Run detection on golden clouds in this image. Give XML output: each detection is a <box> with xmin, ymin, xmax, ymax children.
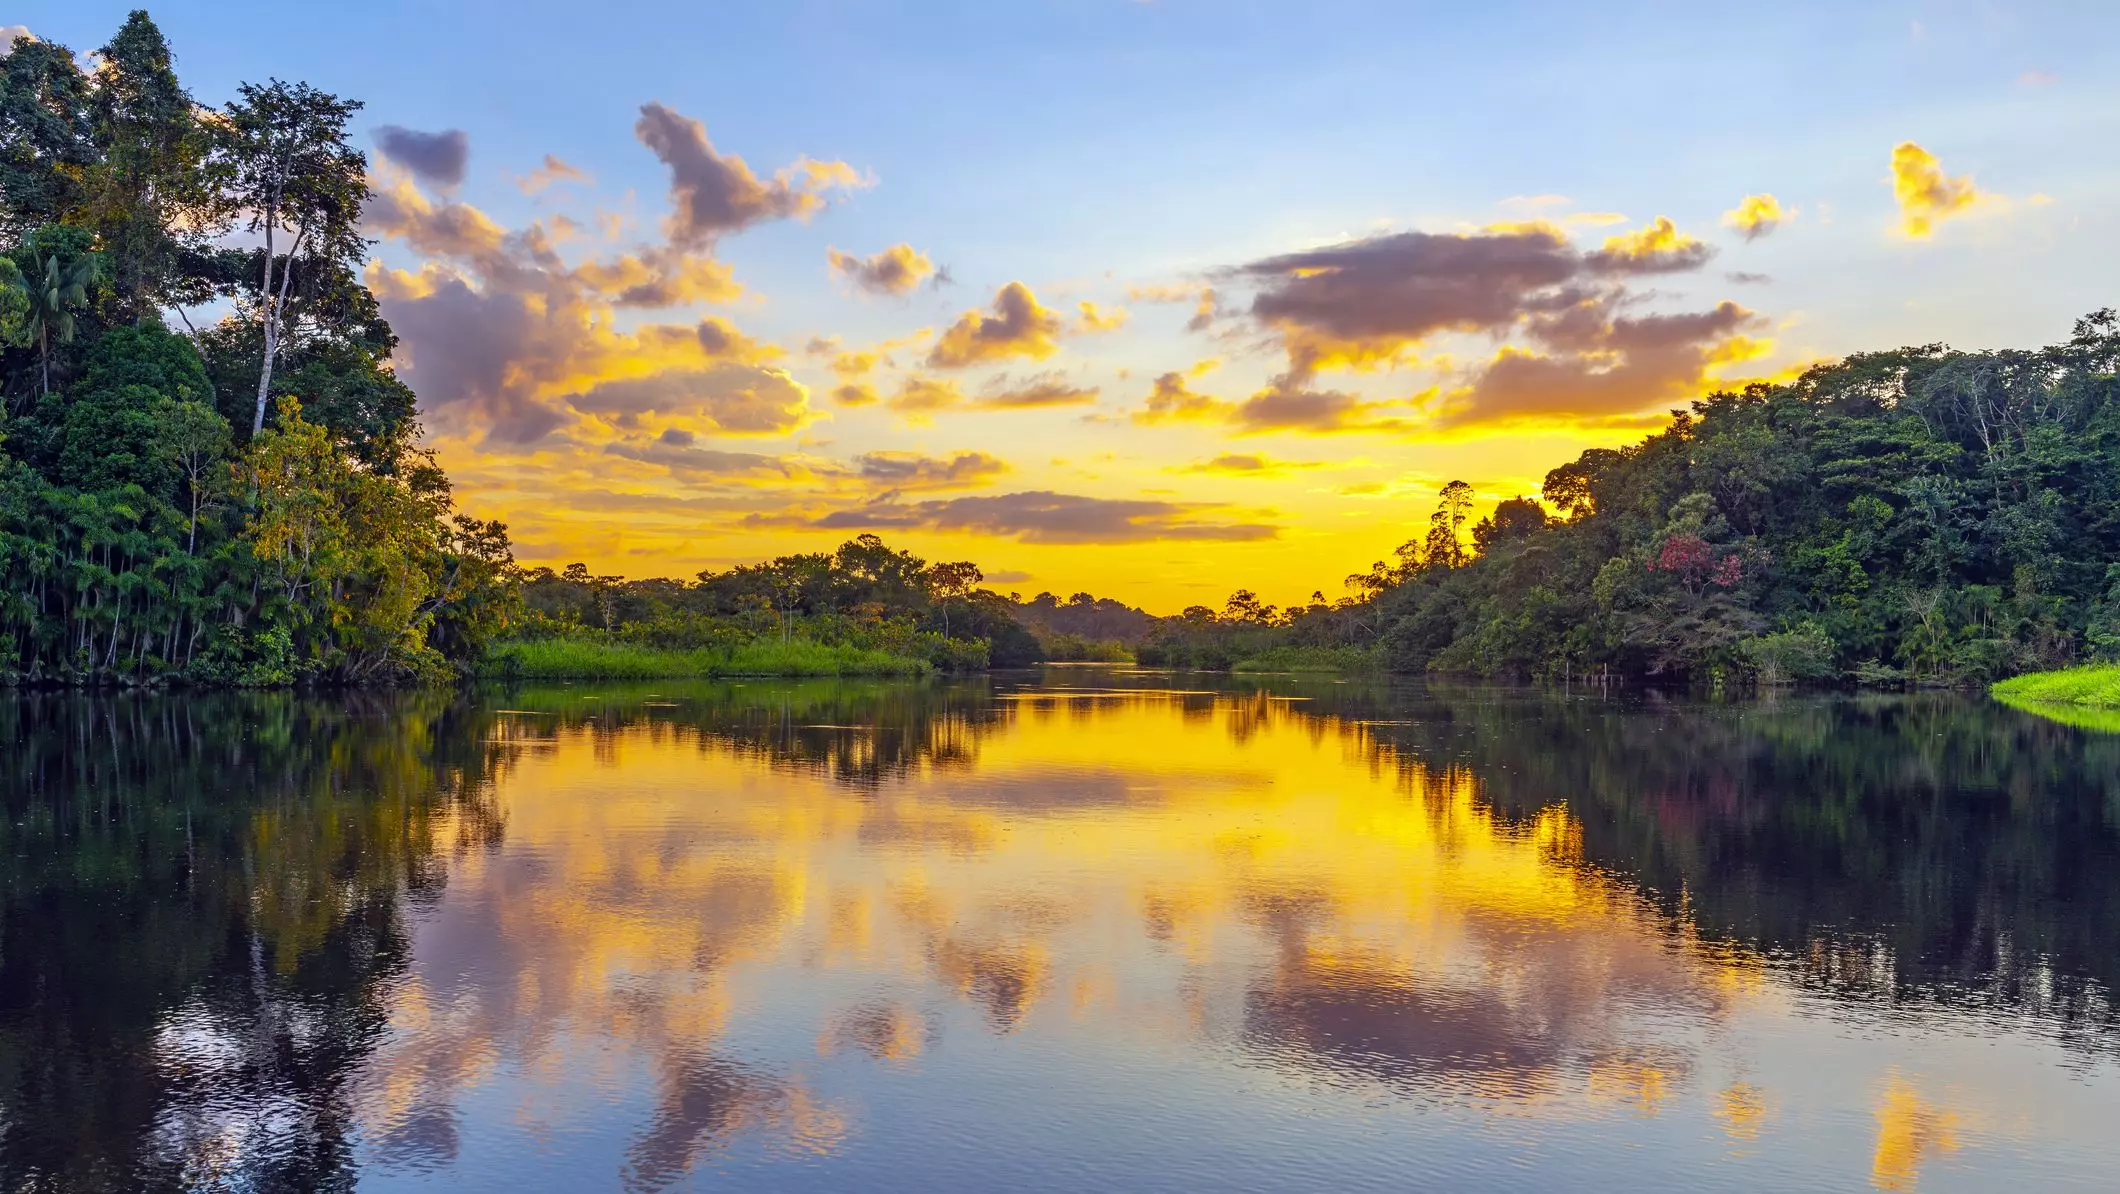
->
<box><xmin>851</xmin><ymin>450</ymin><xmax>1011</xmax><ymax>491</ymax></box>
<box><xmin>573</xmin><ymin>246</ymin><xmax>741</xmax><ymax>307</ymax></box>
<box><xmin>1132</xmin><ymin>370</ymin><xmax>1226</xmax><ymax>425</ymax></box>
<box><xmin>1587</xmin><ymin>216</ymin><xmax>1714</xmax><ymax>273</ymax></box>
<box><xmin>828</xmin><ymin>243</ymin><xmax>936</xmax><ymax>295</ymax></box>
<box><xmin>1890</xmin><ymin>142</ymin><xmax>1982</xmax><ymax>239</ymax></box>
<box><xmin>977</xmin><ymin>371</ymin><xmax>1100</xmax><ymax>409</ymax></box>
<box><xmin>1178</xmin><ymin>454</ymin><xmax>1325</xmax><ymax>476</ymax></box>
<box><xmin>888</xmin><ymin>375</ymin><xmax>968</xmax><ymax>416</ymax></box>
<box><xmin>927</xmin><ymin>282</ymin><xmax>1063</xmax><ymax>368</ymax></box>
<box><xmin>1076</xmin><ymin>301</ymin><xmax>1129</xmax><ymax>333</ymax></box>
<box><xmin>1722</xmin><ymin>193</ymin><xmax>1790</xmax><ymax>241</ymax></box>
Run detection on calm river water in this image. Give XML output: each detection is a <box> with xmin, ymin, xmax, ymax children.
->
<box><xmin>3</xmin><ymin>672</ymin><xmax>2118</xmax><ymax>1191</ymax></box>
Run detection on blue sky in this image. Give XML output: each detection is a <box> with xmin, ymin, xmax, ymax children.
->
<box><xmin>17</xmin><ymin>1</ymin><xmax>2120</xmax><ymax>605</ymax></box>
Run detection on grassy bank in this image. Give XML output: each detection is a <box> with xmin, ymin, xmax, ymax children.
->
<box><xmin>481</xmin><ymin>638</ymin><xmax>930</xmax><ymax>680</ymax></box>
<box><xmin>1991</xmin><ymin>664</ymin><xmax>2120</xmax><ymax>731</ymax></box>
<box><xmin>1991</xmin><ymin>664</ymin><xmax>2120</xmax><ymax>707</ymax></box>
<box><xmin>1231</xmin><ymin>645</ymin><xmax>1381</xmax><ymax>675</ymax></box>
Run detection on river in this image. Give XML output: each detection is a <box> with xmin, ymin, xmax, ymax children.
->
<box><xmin>2</xmin><ymin>671</ymin><xmax>2116</xmax><ymax>1191</ymax></box>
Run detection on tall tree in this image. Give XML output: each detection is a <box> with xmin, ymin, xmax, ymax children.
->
<box><xmin>82</xmin><ymin>11</ymin><xmax>225</xmax><ymax>321</ymax></box>
<box><xmin>0</xmin><ymin>33</ymin><xmax>93</xmax><ymax>236</ymax></box>
<box><xmin>212</xmin><ymin>80</ymin><xmax>367</xmax><ymax>437</ymax></box>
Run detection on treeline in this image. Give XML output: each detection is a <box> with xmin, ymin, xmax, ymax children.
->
<box><xmin>516</xmin><ymin>533</ymin><xmax>1044</xmax><ymax>672</ymax></box>
<box><xmin>0</xmin><ymin>13</ymin><xmax>514</xmax><ymax>685</ymax></box>
<box><xmin>1149</xmin><ymin>311</ymin><xmax>2120</xmax><ymax>686</ymax></box>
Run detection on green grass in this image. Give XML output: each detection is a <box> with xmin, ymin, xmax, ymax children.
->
<box><xmin>1231</xmin><ymin>645</ymin><xmax>1381</xmax><ymax>675</ymax></box>
<box><xmin>481</xmin><ymin>637</ymin><xmax>929</xmax><ymax>680</ymax></box>
<box><xmin>1991</xmin><ymin>664</ymin><xmax>2120</xmax><ymax>732</ymax></box>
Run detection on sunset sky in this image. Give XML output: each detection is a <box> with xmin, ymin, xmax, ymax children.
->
<box><xmin>28</xmin><ymin>0</ymin><xmax>2120</xmax><ymax>610</ymax></box>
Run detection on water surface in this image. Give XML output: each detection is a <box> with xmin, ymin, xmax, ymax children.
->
<box><xmin>4</xmin><ymin>673</ymin><xmax>2117</xmax><ymax>1191</ymax></box>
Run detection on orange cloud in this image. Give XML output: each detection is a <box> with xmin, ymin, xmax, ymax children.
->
<box><xmin>1076</xmin><ymin>301</ymin><xmax>1129</xmax><ymax>333</ymax></box>
<box><xmin>1131</xmin><ymin>370</ymin><xmax>1227</xmax><ymax>424</ymax></box>
<box><xmin>828</xmin><ymin>243</ymin><xmax>936</xmax><ymax>295</ymax></box>
<box><xmin>1587</xmin><ymin>216</ymin><xmax>1714</xmax><ymax>273</ymax></box>
<box><xmin>1722</xmin><ymin>194</ymin><xmax>1790</xmax><ymax>241</ymax></box>
<box><xmin>888</xmin><ymin>375</ymin><xmax>968</xmax><ymax>417</ymax></box>
<box><xmin>1890</xmin><ymin>142</ymin><xmax>1983</xmax><ymax>239</ymax></box>
<box><xmin>927</xmin><ymin>282</ymin><xmax>1064</xmax><ymax>368</ymax></box>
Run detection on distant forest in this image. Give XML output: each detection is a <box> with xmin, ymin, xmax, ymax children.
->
<box><xmin>7</xmin><ymin>16</ymin><xmax>2113</xmax><ymax>688</ymax></box>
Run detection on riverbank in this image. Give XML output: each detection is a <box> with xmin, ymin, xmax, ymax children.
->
<box><xmin>479</xmin><ymin>638</ymin><xmax>931</xmax><ymax>680</ymax></box>
<box><xmin>1231</xmin><ymin>645</ymin><xmax>1382</xmax><ymax>674</ymax></box>
<box><xmin>1990</xmin><ymin>664</ymin><xmax>2120</xmax><ymax>731</ymax></box>
<box><xmin>1991</xmin><ymin>663</ymin><xmax>2120</xmax><ymax>706</ymax></box>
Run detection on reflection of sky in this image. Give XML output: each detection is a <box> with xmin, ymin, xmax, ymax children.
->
<box><xmin>348</xmin><ymin>689</ymin><xmax>2120</xmax><ymax>1191</ymax></box>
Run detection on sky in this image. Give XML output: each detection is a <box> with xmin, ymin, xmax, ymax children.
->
<box><xmin>18</xmin><ymin>0</ymin><xmax>2120</xmax><ymax>611</ymax></box>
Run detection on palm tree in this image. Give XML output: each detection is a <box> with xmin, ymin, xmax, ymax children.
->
<box><xmin>22</xmin><ymin>250</ymin><xmax>99</xmax><ymax>395</ymax></box>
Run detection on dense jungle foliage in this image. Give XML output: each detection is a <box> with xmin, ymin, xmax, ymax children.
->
<box><xmin>1142</xmin><ymin>310</ymin><xmax>2120</xmax><ymax>686</ymax></box>
<box><xmin>0</xmin><ymin>13</ymin><xmax>515</xmax><ymax>685</ymax></box>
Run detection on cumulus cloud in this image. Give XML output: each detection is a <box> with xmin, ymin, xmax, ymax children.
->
<box><xmin>0</xmin><ymin>26</ymin><xmax>33</xmax><ymax>53</ymax></box>
<box><xmin>374</xmin><ymin>126</ymin><xmax>470</xmax><ymax>189</ymax></box>
<box><xmin>1231</xmin><ymin>373</ymin><xmax>1413</xmax><ymax>435</ymax></box>
<box><xmin>1239</xmin><ymin>221</ymin><xmax>1728</xmax><ymax>368</ymax></box>
<box><xmin>927</xmin><ymin>282</ymin><xmax>1063</xmax><ymax>368</ymax></box>
<box><xmin>1240</xmin><ymin>226</ymin><xmax>1585</xmax><ymax>367</ymax></box>
<box><xmin>888</xmin><ymin>375</ymin><xmax>968</xmax><ymax>416</ymax></box>
<box><xmin>572</xmin><ymin>245</ymin><xmax>741</xmax><ymax>306</ymax></box>
<box><xmin>634</xmin><ymin>101</ymin><xmax>863</xmax><ymax>249</ymax></box>
<box><xmin>1226</xmin><ymin>215</ymin><xmax>1761</xmax><ymax>432</ymax></box>
<box><xmin>560</xmin><ymin>362</ymin><xmax>813</xmax><ymax>434</ymax></box>
<box><xmin>1890</xmin><ymin>141</ymin><xmax>1984</xmax><ymax>239</ymax></box>
<box><xmin>828</xmin><ymin>243</ymin><xmax>936</xmax><ymax>295</ymax></box>
<box><xmin>1722</xmin><ymin>194</ymin><xmax>1790</xmax><ymax>241</ymax></box>
<box><xmin>365</xmin><ymin>177</ymin><xmax>789</xmax><ymax>446</ymax></box>
<box><xmin>1584</xmin><ymin>216</ymin><xmax>1715</xmax><ymax>274</ymax></box>
<box><xmin>518</xmin><ymin>153</ymin><xmax>590</xmax><ymax>194</ymax></box>
<box><xmin>852</xmin><ymin>450</ymin><xmax>1010</xmax><ymax>491</ymax></box>
<box><xmin>814</xmin><ymin>491</ymin><xmax>1278</xmax><ymax>544</ymax></box>
<box><xmin>1130</xmin><ymin>370</ymin><xmax>1226</xmax><ymax>424</ymax></box>
<box><xmin>832</xmin><ymin>383</ymin><xmax>880</xmax><ymax>406</ymax></box>
<box><xmin>977</xmin><ymin>371</ymin><xmax>1099</xmax><ymax>409</ymax></box>
<box><xmin>1434</xmin><ymin>300</ymin><xmax>1767</xmax><ymax>428</ymax></box>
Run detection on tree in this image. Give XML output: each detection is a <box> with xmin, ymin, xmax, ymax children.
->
<box><xmin>0</xmin><ymin>33</ymin><xmax>94</xmax><ymax>236</ymax></box>
<box><xmin>1473</xmin><ymin>496</ymin><xmax>1549</xmax><ymax>555</ymax></box>
<box><xmin>163</xmin><ymin>399</ymin><xmax>231</xmax><ymax>553</ymax></box>
<box><xmin>213</xmin><ymin>80</ymin><xmax>368</xmax><ymax>437</ymax></box>
<box><xmin>81</xmin><ymin>11</ymin><xmax>224</xmax><ymax>321</ymax></box>
<box><xmin>17</xmin><ymin>234</ymin><xmax>100</xmax><ymax>394</ymax></box>
<box><xmin>1424</xmin><ymin>480</ymin><xmax>1475</xmax><ymax>570</ymax></box>
<box><xmin>928</xmin><ymin>560</ymin><xmax>982</xmax><ymax>637</ymax></box>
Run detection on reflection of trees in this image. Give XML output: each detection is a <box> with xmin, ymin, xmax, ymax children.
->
<box><xmin>0</xmin><ymin>692</ymin><xmax>506</xmax><ymax>1191</ymax></box>
<box><xmin>1336</xmin><ymin>686</ymin><xmax>2120</xmax><ymax>1032</ymax></box>
<box><xmin>485</xmin><ymin>677</ymin><xmax>1011</xmax><ymax>787</ymax></box>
